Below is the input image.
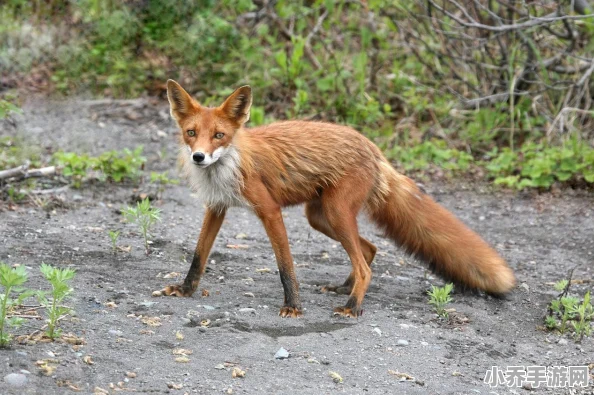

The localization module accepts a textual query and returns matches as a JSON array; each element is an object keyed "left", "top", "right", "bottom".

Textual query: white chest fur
[{"left": 180, "top": 145, "right": 248, "bottom": 209}]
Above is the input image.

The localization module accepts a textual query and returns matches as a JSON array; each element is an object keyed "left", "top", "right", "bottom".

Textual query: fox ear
[
  {"left": 167, "top": 79, "right": 196, "bottom": 121},
  {"left": 219, "top": 85, "right": 252, "bottom": 125}
]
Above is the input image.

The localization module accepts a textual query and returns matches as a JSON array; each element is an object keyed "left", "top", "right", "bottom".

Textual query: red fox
[{"left": 153, "top": 80, "right": 516, "bottom": 318}]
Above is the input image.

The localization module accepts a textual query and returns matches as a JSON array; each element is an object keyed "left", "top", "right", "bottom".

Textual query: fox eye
[
  {"left": 214, "top": 132, "right": 224, "bottom": 139},
  {"left": 187, "top": 130, "right": 195, "bottom": 137}
]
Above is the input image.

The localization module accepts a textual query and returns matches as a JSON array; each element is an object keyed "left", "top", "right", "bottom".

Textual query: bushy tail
[{"left": 369, "top": 165, "right": 515, "bottom": 294}]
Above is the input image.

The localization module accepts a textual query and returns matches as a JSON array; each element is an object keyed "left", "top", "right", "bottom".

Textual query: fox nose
[{"left": 192, "top": 152, "right": 205, "bottom": 163}]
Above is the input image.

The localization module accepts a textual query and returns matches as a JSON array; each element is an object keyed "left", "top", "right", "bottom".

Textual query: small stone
[
  {"left": 108, "top": 329, "right": 123, "bottom": 337},
  {"left": 214, "top": 364, "right": 225, "bottom": 370},
  {"left": 202, "top": 305, "right": 216, "bottom": 311},
  {"left": 239, "top": 308, "right": 256, "bottom": 314},
  {"left": 399, "top": 324, "right": 410, "bottom": 329},
  {"left": 519, "top": 283, "right": 529, "bottom": 292},
  {"left": 421, "top": 341, "right": 429, "bottom": 346},
  {"left": 274, "top": 347, "right": 289, "bottom": 359},
  {"left": 243, "top": 292, "right": 255, "bottom": 298},
  {"left": 152, "top": 290, "right": 162, "bottom": 297},
  {"left": 397, "top": 339, "right": 409, "bottom": 346},
  {"left": 373, "top": 328, "right": 382, "bottom": 336},
  {"left": 126, "top": 372, "right": 137, "bottom": 378},
  {"left": 4, "top": 373, "right": 28, "bottom": 387},
  {"left": 558, "top": 339, "right": 568, "bottom": 345}
]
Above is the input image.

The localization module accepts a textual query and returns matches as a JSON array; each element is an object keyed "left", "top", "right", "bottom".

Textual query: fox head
[{"left": 166, "top": 79, "right": 252, "bottom": 168}]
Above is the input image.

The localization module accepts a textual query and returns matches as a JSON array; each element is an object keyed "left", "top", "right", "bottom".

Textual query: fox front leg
[{"left": 154, "top": 207, "right": 226, "bottom": 297}]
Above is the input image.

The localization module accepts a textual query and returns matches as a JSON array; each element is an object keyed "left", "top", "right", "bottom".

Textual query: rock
[
  {"left": 202, "top": 305, "right": 216, "bottom": 310},
  {"left": 215, "top": 364, "right": 225, "bottom": 370},
  {"left": 274, "top": 347, "right": 290, "bottom": 359},
  {"left": 397, "top": 339, "right": 409, "bottom": 346},
  {"left": 239, "top": 308, "right": 256, "bottom": 314},
  {"left": 108, "top": 329, "right": 123, "bottom": 337},
  {"left": 519, "top": 283, "right": 530, "bottom": 292},
  {"left": 558, "top": 338, "right": 568, "bottom": 345},
  {"left": 373, "top": 328, "right": 382, "bottom": 336},
  {"left": 4, "top": 373, "right": 28, "bottom": 387}
]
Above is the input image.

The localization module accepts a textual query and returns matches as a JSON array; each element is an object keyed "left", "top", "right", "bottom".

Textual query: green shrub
[{"left": 53, "top": 147, "right": 146, "bottom": 187}]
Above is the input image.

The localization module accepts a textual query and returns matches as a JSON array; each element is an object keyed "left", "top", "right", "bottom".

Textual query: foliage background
[{"left": 1, "top": 0, "right": 594, "bottom": 189}]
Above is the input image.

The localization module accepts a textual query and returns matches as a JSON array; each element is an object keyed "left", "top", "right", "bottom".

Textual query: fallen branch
[
  {"left": 0, "top": 163, "right": 29, "bottom": 180},
  {"left": 0, "top": 165, "right": 56, "bottom": 181}
]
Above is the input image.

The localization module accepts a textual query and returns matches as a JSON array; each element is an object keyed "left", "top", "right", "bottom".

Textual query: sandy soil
[{"left": 0, "top": 99, "right": 592, "bottom": 395}]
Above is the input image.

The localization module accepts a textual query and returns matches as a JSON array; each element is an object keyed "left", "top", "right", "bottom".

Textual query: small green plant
[
  {"left": 0, "top": 99, "right": 22, "bottom": 120},
  {"left": 150, "top": 171, "right": 179, "bottom": 198},
  {"left": 570, "top": 292, "right": 593, "bottom": 340},
  {"left": 545, "top": 279, "right": 593, "bottom": 341},
  {"left": 95, "top": 146, "right": 146, "bottom": 182},
  {"left": 122, "top": 198, "right": 161, "bottom": 254},
  {"left": 427, "top": 283, "right": 454, "bottom": 318},
  {"left": 149, "top": 171, "right": 178, "bottom": 186},
  {"left": 53, "top": 152, "right": 94, "bottom": 188},
  {"left": 38, "top": 264, "right": 76, "bottom": 340},
  {"left": 0, "top": 263, "right": 32, "bottom": 347},
  {"left": 544, "top": 315, "right": 558, "bottom": 330},
  {"left": 554, "top": 279, "right": 569, "bottom": 292},
  {"left": 108, "top": 230, "right": 120, "bottom": 252}
]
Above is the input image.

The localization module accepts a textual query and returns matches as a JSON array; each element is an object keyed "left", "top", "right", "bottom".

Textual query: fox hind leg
[
  {"left": 314, "top": 174, "right": 374, "bottom": 317},
  {"left": 305, "top": 199, "right": 377, "bottom": 295}
]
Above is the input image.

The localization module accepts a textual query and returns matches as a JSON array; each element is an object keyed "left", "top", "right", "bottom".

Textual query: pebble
[
  {"left": 399, "top": 324, "right": 410, "bottom": 329},
  {"left": 558, "top": 339, "right": 568, "bottom": 345},
  {"left": 4, "top": 373, "right": 28, "bottom": 387},
  {"left": 202, "top": 305, "right": 216, "bottom": 310},
  {"left": 274, "top": 347, "right": 290, "bottom": 359},
  {"left": 239, "top": 308, "right": 256, "bottom": 314},
  {"left": 108, "top": 329, "right": 123, "bottom": 336},
  {"left": 373, "top": 328, "right": 382, "bottom": 336},
  {"left": 243, "top": 292, "right": 255, "bottom": 298},
  {"left": 397, "top": 339, "right": 409, "bottom": 346}
]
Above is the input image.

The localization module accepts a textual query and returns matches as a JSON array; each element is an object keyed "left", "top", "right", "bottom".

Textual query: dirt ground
[{"left": 0, "top": 99, "right": 593, "bottom": 395}]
